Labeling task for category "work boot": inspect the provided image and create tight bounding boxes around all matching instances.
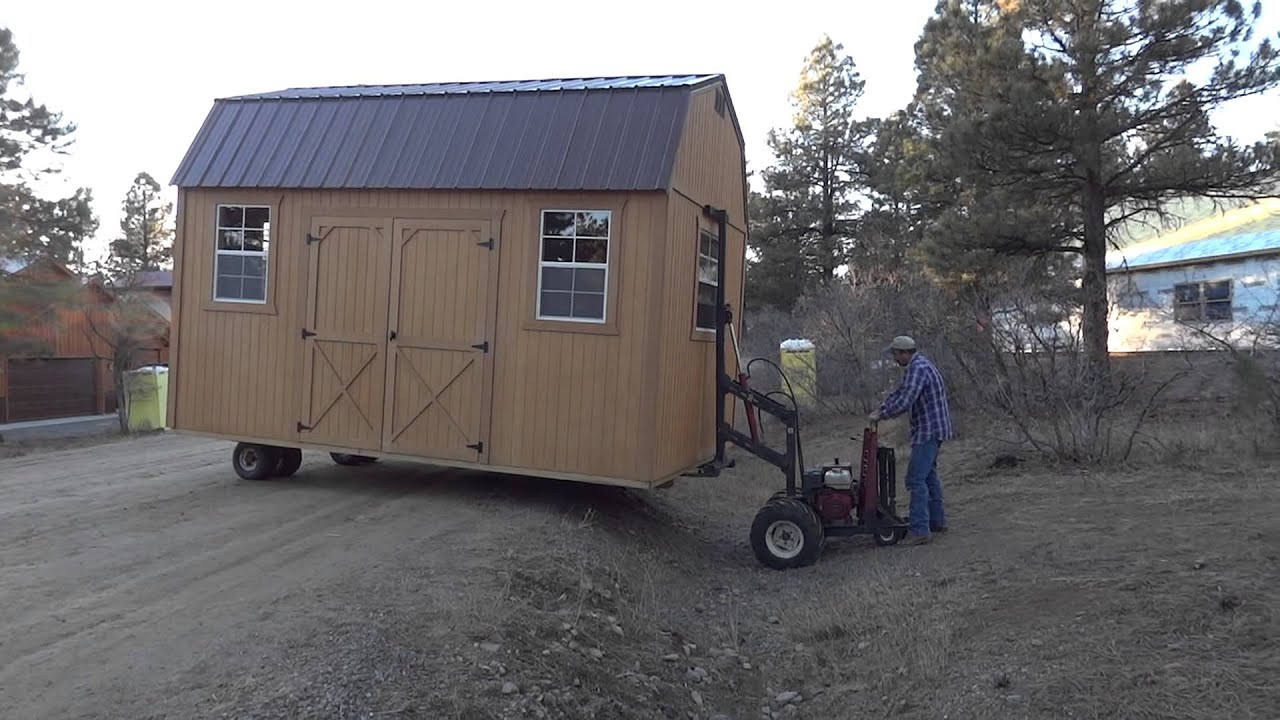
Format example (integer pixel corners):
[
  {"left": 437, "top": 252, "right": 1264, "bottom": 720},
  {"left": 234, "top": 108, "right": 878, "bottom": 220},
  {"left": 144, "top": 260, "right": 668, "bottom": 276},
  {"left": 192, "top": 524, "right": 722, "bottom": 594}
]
[
  {"left": 903, "top": 532, "right": 932, "bottom": 546},
  {"left": 931, "top": 526, "right": 948, "bottom": 533}
]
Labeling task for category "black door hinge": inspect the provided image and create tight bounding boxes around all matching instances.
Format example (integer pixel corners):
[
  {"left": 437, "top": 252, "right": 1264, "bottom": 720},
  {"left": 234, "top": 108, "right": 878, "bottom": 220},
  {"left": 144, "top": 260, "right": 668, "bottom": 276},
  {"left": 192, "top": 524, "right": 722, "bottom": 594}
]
[
  {"left": 297, "top": 421, "right": 312, "bottom": 432},
  {"left": 471, "top": 341, "right": 489, "bottom": 352},
  {"left": 306, "top": 233, "right": 321, "bottom": 245},
  {"left": 302, "top": 329, "right": 316, "bottom": 339},
  {"left": 477, "top": 238, "right": 494, "bottom": 250},
  {"left": 466, "top": 441, "right": 484, "bottom": 453}
]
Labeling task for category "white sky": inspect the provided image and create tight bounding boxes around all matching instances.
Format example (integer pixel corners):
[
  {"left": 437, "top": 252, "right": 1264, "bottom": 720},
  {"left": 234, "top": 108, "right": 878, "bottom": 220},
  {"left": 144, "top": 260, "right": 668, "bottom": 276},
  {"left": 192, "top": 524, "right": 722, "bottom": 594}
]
[{"left": 5, "top": 0, "right": 1278, "bottom": 264}]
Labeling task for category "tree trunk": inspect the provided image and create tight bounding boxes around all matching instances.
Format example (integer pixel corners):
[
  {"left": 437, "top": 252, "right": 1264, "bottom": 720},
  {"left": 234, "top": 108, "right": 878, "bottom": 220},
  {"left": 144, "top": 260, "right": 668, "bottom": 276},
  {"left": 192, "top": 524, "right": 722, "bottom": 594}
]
[{"left": 1081, "top": 178, "right": 1111, "bottom": 383}]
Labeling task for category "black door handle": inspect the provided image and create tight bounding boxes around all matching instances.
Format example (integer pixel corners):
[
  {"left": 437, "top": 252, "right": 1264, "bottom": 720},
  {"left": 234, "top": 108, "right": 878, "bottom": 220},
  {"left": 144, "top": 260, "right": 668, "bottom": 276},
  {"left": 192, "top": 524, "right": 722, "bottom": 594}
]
[{"left": 389, "top": 330, "right": 397, "bottom": 341}]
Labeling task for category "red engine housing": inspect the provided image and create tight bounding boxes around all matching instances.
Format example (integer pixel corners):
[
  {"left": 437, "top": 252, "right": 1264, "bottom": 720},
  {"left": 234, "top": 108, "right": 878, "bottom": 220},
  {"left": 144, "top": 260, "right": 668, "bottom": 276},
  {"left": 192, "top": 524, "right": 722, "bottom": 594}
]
[{"left": 813, "top": 487, "right": 855, "bottom": 523}]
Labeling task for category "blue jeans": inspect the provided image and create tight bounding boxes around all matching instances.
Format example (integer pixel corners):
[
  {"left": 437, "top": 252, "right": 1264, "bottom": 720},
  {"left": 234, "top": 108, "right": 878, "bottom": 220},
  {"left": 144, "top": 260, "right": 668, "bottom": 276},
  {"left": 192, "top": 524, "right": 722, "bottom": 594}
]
[{"left": 905, "top": 440, "right": 946, "bottom": 535}]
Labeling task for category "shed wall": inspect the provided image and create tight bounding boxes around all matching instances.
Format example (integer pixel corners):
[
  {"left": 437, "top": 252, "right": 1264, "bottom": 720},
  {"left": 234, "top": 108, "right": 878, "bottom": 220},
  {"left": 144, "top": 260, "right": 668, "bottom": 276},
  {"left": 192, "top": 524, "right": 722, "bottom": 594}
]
[
  {"left": 171, "top": 188, "right": 667, "bottom": 483},
  {"left": 650, "top": 83, "right": 749, "bottom": 479}
]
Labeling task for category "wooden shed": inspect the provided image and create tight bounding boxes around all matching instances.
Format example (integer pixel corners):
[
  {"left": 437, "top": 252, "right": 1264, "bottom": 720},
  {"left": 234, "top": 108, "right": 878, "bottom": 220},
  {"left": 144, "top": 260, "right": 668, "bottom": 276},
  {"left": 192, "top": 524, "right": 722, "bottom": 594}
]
[{"left": 167, "top": 74, "right": 748, "bottom": 488}]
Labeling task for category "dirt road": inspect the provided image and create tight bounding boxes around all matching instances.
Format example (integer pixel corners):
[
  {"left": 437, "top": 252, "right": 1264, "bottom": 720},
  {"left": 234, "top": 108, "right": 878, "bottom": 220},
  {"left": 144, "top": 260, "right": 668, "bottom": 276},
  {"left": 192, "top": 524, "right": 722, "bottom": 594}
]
[
  {"left": 0, "top": 433, "right": 570, "bottom": 719},
  {"left": 3, "top": 426, "right": 1277, "bottom": 719}
]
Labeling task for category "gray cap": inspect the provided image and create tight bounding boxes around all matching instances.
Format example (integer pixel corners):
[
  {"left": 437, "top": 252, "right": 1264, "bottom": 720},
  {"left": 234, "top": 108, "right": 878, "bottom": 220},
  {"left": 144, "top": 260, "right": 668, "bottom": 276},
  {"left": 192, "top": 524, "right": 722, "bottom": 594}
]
[{"left": 885, "top": 335, "right": 917, "bottom": 352}]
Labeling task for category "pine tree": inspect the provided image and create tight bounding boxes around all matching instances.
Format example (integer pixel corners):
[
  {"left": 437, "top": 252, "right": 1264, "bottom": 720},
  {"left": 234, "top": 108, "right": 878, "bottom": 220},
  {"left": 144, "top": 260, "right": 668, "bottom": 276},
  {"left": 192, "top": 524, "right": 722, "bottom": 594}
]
[
  {"left": 910, "top": 0, "right": 1280, "bottom": 379},
  {"left": 0, "top": 26, "right": 97, "bottom": 355},
  {"left": 107, "top": 171, "right": 172, "bottom": 281},
  {"left": 747, "top": 35, "right": 876, "bottom": 311}
]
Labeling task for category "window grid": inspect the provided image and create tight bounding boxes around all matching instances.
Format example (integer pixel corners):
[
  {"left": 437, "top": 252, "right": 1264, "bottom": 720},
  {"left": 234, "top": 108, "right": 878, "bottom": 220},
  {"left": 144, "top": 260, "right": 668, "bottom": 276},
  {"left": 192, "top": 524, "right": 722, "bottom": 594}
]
[
  {"left": 214, "top": 204, "right": 270, "bottom": 304},
  {"left": 694, "top": 226, "right": 719, "bottom": 331},
  {"left": 536, "top": 210, "right": 610, "bottom": 323}
]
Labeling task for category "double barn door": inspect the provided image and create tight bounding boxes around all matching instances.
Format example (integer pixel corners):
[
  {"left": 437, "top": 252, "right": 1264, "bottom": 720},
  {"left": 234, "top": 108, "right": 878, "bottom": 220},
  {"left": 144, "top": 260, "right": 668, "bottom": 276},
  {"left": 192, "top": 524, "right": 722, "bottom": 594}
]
[{"left": 298, "top": 215, "right": 499, "bottom": 463}]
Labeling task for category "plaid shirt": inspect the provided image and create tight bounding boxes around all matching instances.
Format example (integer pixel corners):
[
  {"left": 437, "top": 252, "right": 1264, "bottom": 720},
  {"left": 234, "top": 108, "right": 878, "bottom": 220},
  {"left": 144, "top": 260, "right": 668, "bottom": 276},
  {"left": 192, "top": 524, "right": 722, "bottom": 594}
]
[{"left": 879, "top": 353, "right": 954, "bottom": 444}]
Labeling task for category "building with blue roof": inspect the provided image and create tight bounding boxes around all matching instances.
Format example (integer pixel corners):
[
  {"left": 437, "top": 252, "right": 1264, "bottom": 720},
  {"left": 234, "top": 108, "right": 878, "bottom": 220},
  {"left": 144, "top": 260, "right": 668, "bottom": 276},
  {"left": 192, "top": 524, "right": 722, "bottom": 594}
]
[{"left": 1105, "top": 198, "right": 1280, "bottom": 352}]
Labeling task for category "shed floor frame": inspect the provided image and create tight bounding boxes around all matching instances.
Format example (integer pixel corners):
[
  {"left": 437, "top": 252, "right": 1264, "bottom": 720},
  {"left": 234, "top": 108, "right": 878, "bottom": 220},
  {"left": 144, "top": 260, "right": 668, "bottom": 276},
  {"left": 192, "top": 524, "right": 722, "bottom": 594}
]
[{"left": 174, "top": 428, "right": 706, "bottom": 491}]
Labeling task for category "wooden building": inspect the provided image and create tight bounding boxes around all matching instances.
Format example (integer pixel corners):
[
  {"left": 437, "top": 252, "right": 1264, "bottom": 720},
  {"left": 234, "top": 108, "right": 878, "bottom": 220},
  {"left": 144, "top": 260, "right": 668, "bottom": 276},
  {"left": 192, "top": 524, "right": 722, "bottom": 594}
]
[
  {"left": 167, "top": 74, "right": 748, "bottom": 488},
  {"left": 0, "top": 257, "right": 170, "bottom": 423}
]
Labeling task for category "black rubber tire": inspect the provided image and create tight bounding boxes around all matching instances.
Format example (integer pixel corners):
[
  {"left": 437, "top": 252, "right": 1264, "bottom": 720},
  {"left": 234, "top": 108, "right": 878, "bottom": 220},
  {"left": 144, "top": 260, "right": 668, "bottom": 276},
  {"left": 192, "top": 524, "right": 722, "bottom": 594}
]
[
  {"left": 873, "top": 526, "right": 908, "bottom": 547},
  {"left": 233, "top": 443, "right": 282, "bottom": 481},
  {"left": 330, "top": 452, "right": 377, "bottom": 466},
  {"left": 750, "top": 497, "right": 825, "bottom": 570},
  {"left": 275, "top": 448, "right": 303, "bottom": 477},
  {"left": 873, "top": 510, "right": 908, "bottom": 546}
]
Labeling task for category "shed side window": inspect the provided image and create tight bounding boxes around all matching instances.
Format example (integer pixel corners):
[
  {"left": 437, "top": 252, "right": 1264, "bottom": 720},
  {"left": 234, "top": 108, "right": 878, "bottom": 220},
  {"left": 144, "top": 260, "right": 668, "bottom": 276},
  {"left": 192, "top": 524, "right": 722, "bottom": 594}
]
[
  {"left": 214, "top": 204, "right": 270, "bottom": 303},
  {"left": 537, "top": 210, "right": 610, "bottom": 322},
  {"left": 695, "top": 226, "right": 719, "bottom": 331},
  {"left": 1173, "top": 280, "right": 1231, "bottom": 322}
]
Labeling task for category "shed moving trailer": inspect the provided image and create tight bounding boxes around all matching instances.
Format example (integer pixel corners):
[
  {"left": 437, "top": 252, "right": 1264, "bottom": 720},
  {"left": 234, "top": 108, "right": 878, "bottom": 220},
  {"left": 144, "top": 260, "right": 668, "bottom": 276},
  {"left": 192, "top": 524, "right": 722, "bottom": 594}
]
[{"left": 166, "top": 74, "right": 748, "bottom": 489}]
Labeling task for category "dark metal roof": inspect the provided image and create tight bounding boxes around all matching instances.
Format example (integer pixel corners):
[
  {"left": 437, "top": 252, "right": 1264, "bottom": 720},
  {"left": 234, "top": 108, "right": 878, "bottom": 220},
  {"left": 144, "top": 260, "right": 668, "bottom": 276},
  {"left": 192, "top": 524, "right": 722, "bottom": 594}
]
[{"left": 171, "top": 74, "right": 726, "bottom": 191}]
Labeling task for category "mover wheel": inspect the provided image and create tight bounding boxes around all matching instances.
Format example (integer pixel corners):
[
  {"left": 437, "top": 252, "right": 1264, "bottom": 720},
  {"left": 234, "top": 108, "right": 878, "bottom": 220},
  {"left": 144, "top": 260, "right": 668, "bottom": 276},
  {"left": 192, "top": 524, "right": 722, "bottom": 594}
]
[
  {"left": 330, "top": 452, "right": 377, "bottom": 466},
  {"left": 275, "top": 448, "right": 303, "bottom": 477},
  {"left": 233, "top": 443, "right": 282, "bottom": 481},
  {"left": 873, "top": 510, "right": 907, "bottom": 547},
  {"left": 750, "top": 497, "right": 825, "bottom": 570}
]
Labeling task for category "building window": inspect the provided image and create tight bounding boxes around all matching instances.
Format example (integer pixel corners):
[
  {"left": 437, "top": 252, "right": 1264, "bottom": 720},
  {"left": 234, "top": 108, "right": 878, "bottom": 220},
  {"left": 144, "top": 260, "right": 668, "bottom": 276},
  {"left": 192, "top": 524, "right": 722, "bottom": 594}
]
[
  {"left": 1173, "top": 280, "right": 1232, "bottom": 322},
  {"left": 537, "top": 210, "right": 610, "bottom": 322},
  {"left": 214, "top": 204, "right": 270, "bottom": 303},
  {"left": 695, "top": 226, "right": 719, "bottom": 331}
]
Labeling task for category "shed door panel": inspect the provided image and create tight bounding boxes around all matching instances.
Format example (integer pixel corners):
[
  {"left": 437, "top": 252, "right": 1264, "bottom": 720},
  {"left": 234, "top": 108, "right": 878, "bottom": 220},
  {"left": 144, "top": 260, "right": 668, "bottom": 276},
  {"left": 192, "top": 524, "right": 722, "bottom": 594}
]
[
  {"left": 300, "top": 218, "right": 392, "bottom": 451},
  {"left": 6, "top": 358, "right": 97, "bottom": 421},
  {"left": 382, "top": 219, "right": 498, "bottom": 463}
]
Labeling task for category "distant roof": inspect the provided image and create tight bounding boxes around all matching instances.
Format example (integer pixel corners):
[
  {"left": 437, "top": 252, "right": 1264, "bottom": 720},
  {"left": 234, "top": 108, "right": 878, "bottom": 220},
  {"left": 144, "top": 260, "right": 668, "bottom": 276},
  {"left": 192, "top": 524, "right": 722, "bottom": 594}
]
[
  {"left": 132, "top": 270, "right": 172, "bottom": 288},
  {"left": 1107, "top": 199, "right": 1280, "bottom": 271},
  {"left": 1, "top": 257, "right": 28, "bottom": 274},
  {"left": 170, "top": 74, "right": 733, "bottom": 192}
]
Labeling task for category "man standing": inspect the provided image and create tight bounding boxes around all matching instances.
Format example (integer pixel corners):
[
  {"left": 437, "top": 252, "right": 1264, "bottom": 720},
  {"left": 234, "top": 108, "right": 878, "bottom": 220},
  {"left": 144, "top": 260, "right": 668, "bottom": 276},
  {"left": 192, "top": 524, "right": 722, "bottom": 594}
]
[{"left": 869, "top": 336, "right": 953, "bottom": 545}]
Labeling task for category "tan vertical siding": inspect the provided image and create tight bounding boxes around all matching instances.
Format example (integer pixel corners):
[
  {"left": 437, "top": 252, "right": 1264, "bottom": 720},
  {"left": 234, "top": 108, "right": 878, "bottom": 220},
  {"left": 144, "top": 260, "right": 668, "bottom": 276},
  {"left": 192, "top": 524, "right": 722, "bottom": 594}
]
[
  {"left": 172, "top": 188, "right": 666, "bottom": 484},
  {"left": 650, "top": 80, "right": 750, "bottom": 480}
]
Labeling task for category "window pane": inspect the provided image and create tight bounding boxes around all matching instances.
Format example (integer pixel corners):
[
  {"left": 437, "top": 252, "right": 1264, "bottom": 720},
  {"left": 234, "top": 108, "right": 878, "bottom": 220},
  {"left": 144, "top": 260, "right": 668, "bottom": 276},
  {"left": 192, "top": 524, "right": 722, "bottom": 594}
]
[
  {"left": 700, "top": 230, "right": 717, "bottom": 258},
  {"left": 576, "top": 211, "right": 610, "bottom": 238},
  {"left": 218, "top": 206, "right": 244, "bottom": 228},
  {"left": 1174, "top": 284, "right": 1200, "bottom": 303},
  {"left": 541, "top": 212, "right": 574, "bottom": 237},
  {"left": 244, "top": 206, "right": 270, "bottom": 230},
  {"left": 243, "top": 256, "right": 267, "bottom": 278},
  {"left": 698, "top": 256, "right": 718, "bottom": 285},
  {"left": 542, "top": 237, "right": 573, "bottom": 262},
  {"left": 1204, "top": 281, "right": 1231, "bottom": 300},
  {"left": 697, "top": 282, "right": 717, "bottom": 304},
  {"left": 1174, "top": 304, "right": 1201, "bottom": 322},
  {"left": 574, "top": 267, "right": 605, "bottom": 293},
  {"left": 217, "top": 254, "right": 245, "bottom": 276},
  {"left": 216, "top": 275, "right": 242, "bottom": 300},
  {"left": 571, "top": 292, "right": 605, "bottom": 320},
  {"left": 696, "top": 300, "right": 716, "bottom": 330},
  {"left": 243, "top": 229, "right": 266, "bottom": 252},
  {"left": 218, "top": 229, "right": 244, "bottom": 251},
  {"left": 575, "top": 237, "right": 607, "bottom": 264},
  {"left": 541, "top": 267, "right": 573, "bottom": 291},
  {"left": 1205, "top": 300, "right": 1231, "bottom": 320},
  {"left": 539, "top": 290, "right": 572, "bottom": 317},
  {"left": 241, "top": 277, "right": 266, "bottom": 302}
]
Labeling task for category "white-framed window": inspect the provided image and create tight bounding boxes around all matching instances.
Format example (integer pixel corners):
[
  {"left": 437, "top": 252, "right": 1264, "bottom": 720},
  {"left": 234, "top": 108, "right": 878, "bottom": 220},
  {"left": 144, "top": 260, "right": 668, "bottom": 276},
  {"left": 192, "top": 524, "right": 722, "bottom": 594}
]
[
  {"left": 214, "top": 204, "right": 270, "bottom": 303},
  {"left": 537, "top": 209, "right": 610, "bottom": 322},
  {"left": 695, "top": 226, "right": 719, "bottom": 331},
  {"left": 1174, "top": 280, "right": 1231, "bottom": 322}
]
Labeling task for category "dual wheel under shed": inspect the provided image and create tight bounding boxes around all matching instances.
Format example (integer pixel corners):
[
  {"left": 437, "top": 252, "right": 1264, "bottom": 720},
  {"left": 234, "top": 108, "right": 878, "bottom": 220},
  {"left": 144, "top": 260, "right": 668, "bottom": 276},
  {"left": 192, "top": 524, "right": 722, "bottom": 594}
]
[{"left": 230, "top": 442, "right": 375, "bottom": 481}]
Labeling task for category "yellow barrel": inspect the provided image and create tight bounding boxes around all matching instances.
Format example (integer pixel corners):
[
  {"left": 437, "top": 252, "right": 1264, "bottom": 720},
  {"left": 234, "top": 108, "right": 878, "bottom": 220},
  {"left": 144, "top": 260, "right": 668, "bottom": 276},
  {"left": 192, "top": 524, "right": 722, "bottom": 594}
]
[
  {"left": 123, "top": 365, "right": 169, "bottom": 432},
  {"left": 779, "top": 338, "right": 817, "bottom": 406}
]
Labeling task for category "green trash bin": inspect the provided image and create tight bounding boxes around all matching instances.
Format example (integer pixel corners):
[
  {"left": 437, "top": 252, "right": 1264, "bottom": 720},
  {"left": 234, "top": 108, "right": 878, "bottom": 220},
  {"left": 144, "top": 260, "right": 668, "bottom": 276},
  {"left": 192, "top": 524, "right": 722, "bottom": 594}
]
[
  {"left": 779, "top": 338, "right": 817, "bottom": 406},
  {"left": 123, "top": 365, "right": 169, "bottom": 432}
]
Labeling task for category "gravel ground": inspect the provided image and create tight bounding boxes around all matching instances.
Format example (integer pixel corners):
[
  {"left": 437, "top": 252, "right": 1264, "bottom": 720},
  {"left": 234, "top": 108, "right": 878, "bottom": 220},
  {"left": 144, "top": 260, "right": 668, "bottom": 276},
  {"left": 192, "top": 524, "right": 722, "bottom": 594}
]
[{"left": 2, "top": 425, "right": 1276, "bottom": 719}]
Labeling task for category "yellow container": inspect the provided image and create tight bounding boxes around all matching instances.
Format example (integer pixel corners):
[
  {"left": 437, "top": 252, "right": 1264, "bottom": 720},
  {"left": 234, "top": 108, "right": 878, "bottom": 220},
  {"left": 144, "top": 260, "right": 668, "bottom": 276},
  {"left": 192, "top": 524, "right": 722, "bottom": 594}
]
[
  {"left": 779, "top": 339, "right": 817, "bottom": 406},
  {"left": 123, "top": 366, "right": 169, "bottom": 432}
]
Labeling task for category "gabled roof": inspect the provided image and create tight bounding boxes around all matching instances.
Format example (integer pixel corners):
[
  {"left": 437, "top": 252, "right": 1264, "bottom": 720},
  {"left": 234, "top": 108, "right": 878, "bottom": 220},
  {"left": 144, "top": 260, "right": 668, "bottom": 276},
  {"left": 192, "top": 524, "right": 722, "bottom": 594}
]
[
  {"left": 1107, "top": 198, "right": 1280, "bottom": 272},
  {"left": 132, "top": 270, "right": 172, "bottom": 288},
  {"left": 170, "top": 74, "right": 731, "bottom": 192}
]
